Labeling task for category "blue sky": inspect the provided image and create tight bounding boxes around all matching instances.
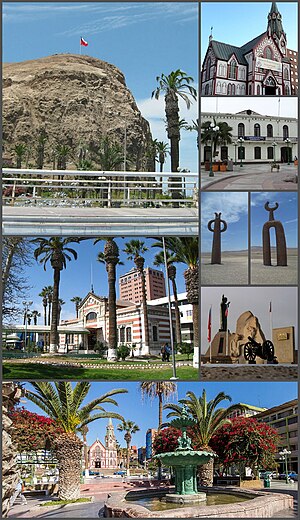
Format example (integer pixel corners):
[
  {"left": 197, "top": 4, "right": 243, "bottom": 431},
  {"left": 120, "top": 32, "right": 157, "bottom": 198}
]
[
  {"left": 201, "top": 1, "right": 298, "bottom": 62},
  {"left": 17, "top": 237, "right": 188, "bottom": 322},
  {"left": 251, "top": 192, "right": 298, "bottom": 247},
  {"left": 201, "top": 286, "right": 298, "bottom": 352},
  {"left": 201, "top": 192, "right": 248, "bottom": 252},
  {"left": 3, "top": 2, "right": 198, "bottom": 172},
  {"left": 20, "top": 381, "right": 297, "bottom": 447}
]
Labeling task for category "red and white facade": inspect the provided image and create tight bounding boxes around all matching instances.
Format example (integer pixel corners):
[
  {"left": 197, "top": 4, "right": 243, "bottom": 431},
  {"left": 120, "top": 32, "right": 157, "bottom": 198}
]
[
  {"left": 88, "top": 419, "right": 119, "bottom": 470},
  {"left": 59, "top": 291, "right": 176, "bottom": 356}
]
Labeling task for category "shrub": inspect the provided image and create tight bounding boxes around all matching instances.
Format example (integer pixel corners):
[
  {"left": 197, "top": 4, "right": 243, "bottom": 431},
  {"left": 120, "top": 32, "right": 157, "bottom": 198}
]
[
  {"left": 178, "top": 342, "right": 194, "bottom": 360},
  {"left": 117, "top": 344, "right": 131, "bottom": 361}
]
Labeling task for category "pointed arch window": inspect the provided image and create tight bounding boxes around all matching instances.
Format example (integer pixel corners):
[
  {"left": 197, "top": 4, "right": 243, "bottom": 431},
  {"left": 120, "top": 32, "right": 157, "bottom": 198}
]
[
  {"left": 265, "top": 47, "right": 273, "bottom": 60},
  {"left": 228, "top": 60, "right": 237, "bottom": 79}
]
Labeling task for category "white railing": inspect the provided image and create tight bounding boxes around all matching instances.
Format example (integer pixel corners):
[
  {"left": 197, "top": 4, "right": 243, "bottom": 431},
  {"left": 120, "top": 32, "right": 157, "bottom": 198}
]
[{"left": 2, "top": 169, "right": 198, "bottom": 208}]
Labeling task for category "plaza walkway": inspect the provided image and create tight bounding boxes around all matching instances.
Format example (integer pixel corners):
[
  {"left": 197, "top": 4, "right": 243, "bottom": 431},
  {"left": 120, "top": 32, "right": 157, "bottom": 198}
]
[{"left": 201, "top": 164, "right": 298, "bottom": 190}]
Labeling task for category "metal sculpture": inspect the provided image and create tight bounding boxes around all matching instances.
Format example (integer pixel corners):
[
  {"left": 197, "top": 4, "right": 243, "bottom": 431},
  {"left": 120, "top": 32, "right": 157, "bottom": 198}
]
[
  {"left": 208, "top": 212, "right": 227, "bottom": 264},
  {"left": 262, "top": 202, "right": 287, "bottom": 266},
  {"left": 244, "top": 336, "right": 275, "bottom": 363},
  {"left": 220, "top": 294, "right": 230, "bottom": 332}
]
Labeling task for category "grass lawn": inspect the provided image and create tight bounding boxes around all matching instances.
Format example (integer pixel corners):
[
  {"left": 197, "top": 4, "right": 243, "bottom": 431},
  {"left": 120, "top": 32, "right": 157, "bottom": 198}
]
[{"left": 3, "top": 362, "right": 198, "bottom": 381}]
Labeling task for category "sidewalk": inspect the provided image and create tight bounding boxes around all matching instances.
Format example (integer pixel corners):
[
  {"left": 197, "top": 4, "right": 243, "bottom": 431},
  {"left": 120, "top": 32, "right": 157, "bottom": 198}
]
[{"left": 201, "top": 163, "right": 298, "bottom": 190}]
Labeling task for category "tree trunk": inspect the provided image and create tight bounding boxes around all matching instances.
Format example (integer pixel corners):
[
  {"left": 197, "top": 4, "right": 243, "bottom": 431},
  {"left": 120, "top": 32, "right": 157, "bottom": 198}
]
[
  {"left": 2, "top": 239, "right": 22, "bottom": 297},
  {"left": 193, "top": 303, "right": 199, "bottom": 348},
  {"left": 158, "top": 394, "right": 163, "bottom": 427},
  {"left": 184, "top": 266, "right": 199, "bottom": 349},
  {"left": 124, "top": 435, "right": 131, "bottom": 477},
  {"left": 16, "top": 157, "right": 22, "bottom": 169},
  {"left": 198, "top": 458, "right": 214, "bottom": 487},
  {"left": 107, "top": 262, "right": 118, "bottom": 361},
  {"left": 2, "top": 384, "right": 22, "bottom": 517},
  {"left": 50, "top": 268, "right": 60, "bottom": 352},
  {"left": 54, "top": 433, "right": 83, "bottom": 500},
  {"left": 171, "top": 278, "right": 182, "bottom": 345},
  {"left": 43, "top": 303, "right": 47, "bottom": 351}
]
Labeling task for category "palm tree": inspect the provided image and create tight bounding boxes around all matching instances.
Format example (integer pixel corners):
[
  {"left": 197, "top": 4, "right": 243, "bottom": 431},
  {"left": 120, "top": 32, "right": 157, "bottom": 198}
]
[
  {"left": 186, "top": 119, "right": 199, "bottom": 149},
  {"left": 152, "top": 237, "right": 199, "bottom": 347},
  {"left": 152, "top": 70, "right": 197, "bottom": 173},
  {"left": 117, "top": 420, "right": 140, "bottom": 476},
  {"left": 94, "top": 136, "right": 124, "bottom": 171},
  {"left": 164, "top": 390, "right": 250, "bottom": 486},
  {"left": 79, "top": 425, "right": 89, "bottom": 477},
  {"left": 140, "top": 382, "right": 177, "bottom": 428},
  {"left": 153, "top": 250, "right": 181, "bottom": 345},
  {"left": 36, "top": 129, "right": 47, "bottom": 169},
  {"left": 58, "top": 299, "right": 65, "bottom": 323},
  {"left": 95, "top": 238, "right": 123, "bottom": 360},
  {"left": 70, "top": 296, "right": 82, "bottom": 318},
  {"left": 56, "top": 144, "right": 70, "bottom": 170},
  {"left": 32, "top": 310, "right": 41, "bottom": 326},
  {"left": 14, "top": 144, "right": 27, "bottom": 169},
  {"left": 140, "top": 382, "right": 177, "bottom": 480},
  {"left": 32, "top": 238, "right": 80, "bottom": 352},
  {"left": 26, "top": 382, "right": 127, "bottom": 500},
  {"left": 201, "top": 119, "right": 233, "bottom": 159},
  {"left": 39, "top": 287, "right": 49, "bottom": 326},
  {"left": 123, "top": 240, "right": 150, "bottom": 352},
  {"left": 155, "top": 141, "right": 170, "bottom": 174}
]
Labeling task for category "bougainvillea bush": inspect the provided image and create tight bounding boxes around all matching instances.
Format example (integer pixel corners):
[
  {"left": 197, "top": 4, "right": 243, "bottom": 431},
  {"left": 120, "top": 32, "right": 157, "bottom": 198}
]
[
  {"left": 153, "top": 427, "right": 198, "bottom": 455},
  {"left": 210, "top": 416, "right": 279, "bottom": 476},
  {"left": 9, "top": 407, "right": 63, "bottom": 453}
]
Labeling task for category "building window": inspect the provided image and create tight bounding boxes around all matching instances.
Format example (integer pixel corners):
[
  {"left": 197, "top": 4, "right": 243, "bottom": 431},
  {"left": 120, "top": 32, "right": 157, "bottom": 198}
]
[
  {"left": 218, "top": 63, "right": 225, "bottom": 76},
  {"left": 238, "top": 147, "right": 245, "bottom": 160},
  {"left": 222, "top": 82, "right": 226, "bottom": 94},
  {"left": 228, "top": 60, "right": 237, "bottom": 79},
  {"left": 249, "top": 84, "right": 252, "bottom": 95},
  {"left": 232, "top": 84, "right": 235, "bottom": 95},
  {"left": 126, "top": 327, "right": 132, "bottom": 342},
  {"left": 283, "top": 68, "right": 289, "bottom": 80},
  {"left": 283, "top": 125, "right": 289, "bottom": 138},
  {"left": 257, "top": 85, "right": 260, "bottom": 95},
  {"left": 206, "top": 58, "right": 211, "bottom": 81},
  {"left": 238, "top": 123, "right": 245, "bottom": 137},
  {"left": 205, "top": 84, "right": 209, "bottom": 95},
  {"left": 284, "top": 85, "right": 290, "bottom": 95},
  {"left": 86, "top": 312, "right": 97, "bottom": 321},
  {"left": 152, "top": 325, "right": 158, "bottom": 342},
  {"left": 265, "top": 47, "right": 273, "bottom": 60},
  {"left": 267, "top": 124, "right": 273, "bottom": 137},
  {"left": 254, "top": 123, "right": 261, "bottom": 137},
  {"left": 221, "top": 146, "right": 228, "bottom": 160},
  {"left": 119, "top": 327, "right": 125, "bottom": 343},
  {"left": 254, "top": 146, "right": 261, "bottom": 159},
  {"left": 267, "top": 147, "right": 274, "bottom": 159},
  {"left": 241, "top": 85, "right": 246, "bottom": 94}
]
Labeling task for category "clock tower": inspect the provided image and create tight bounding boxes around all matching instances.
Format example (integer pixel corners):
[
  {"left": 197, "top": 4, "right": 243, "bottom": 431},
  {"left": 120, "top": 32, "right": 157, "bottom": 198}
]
[{"left": 105, "top": 418, "right": 116, "bottom": 450}]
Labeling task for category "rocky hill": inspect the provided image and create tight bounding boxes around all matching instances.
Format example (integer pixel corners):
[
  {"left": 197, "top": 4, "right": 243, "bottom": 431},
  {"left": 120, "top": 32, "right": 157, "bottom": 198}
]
[{"left": 3, "top": 54, "right": 153, "bottom": 170}]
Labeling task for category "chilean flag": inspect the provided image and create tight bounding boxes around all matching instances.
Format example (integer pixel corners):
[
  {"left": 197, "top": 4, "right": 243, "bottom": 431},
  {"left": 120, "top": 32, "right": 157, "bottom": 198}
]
[
  {"left": 80, "top": 37, "right": 88, "bottom": 47},
  {"left": 207, "top": 306, "right": 212, "bottom": 343}
]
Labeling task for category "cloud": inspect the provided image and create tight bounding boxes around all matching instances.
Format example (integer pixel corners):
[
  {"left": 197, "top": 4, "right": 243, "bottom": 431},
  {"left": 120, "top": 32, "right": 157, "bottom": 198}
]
[{"left": 201, "top": 192, "right": 248, "bottom": 227}]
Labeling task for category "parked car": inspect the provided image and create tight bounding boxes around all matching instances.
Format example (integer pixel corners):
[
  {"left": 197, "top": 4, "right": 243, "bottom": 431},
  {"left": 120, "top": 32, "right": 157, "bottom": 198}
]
[
  {"left": 113, "top": 470, "right": 126, "bottom": 476},
  {"left": 279, "top": 472, "right": 298, "bottom": 481}
]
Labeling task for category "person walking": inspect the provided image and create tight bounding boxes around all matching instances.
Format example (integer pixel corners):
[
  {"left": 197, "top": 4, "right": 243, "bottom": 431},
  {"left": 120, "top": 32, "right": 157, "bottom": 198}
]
[
  {"left": 160, "top": 344, "right": 166, "bottom": 361},
  {"left": 10, "top": 479, "right": 27, "bottom": 507},
  {"left": 164, "top": 342, "right": 171, "bottom": 362}
]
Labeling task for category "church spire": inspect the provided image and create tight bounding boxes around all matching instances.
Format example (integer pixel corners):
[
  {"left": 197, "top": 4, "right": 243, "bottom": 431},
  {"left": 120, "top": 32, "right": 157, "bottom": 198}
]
[{"left": 267, "top": 2, "right": 285, "bottom": 40}]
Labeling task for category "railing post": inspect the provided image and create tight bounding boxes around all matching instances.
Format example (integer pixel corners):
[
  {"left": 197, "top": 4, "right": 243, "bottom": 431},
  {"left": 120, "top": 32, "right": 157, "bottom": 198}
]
[
  {"left": 108, "top": 180, "right": 112, "bottom": 208},
  {"left": 10, "top": 181, "right": 16, "bottom": 206}
]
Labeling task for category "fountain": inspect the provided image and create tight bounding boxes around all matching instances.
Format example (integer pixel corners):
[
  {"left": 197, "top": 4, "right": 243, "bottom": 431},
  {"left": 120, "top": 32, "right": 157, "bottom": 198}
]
[
  {"left": 104, "top": 407, "right": 294, "bottom": 517},
  {"left": 154, "top": 406, "right": 214, "bottom": 504}
]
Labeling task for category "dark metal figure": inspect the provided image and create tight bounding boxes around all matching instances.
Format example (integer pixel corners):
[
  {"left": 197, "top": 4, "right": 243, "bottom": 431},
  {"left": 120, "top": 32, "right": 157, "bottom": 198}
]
[
  {"left": 262, "top": 202, "right": 287, "bottom": 266},
  {"left": 220, "top": 294, "right": 230, "bottom": 331},
  {"left": 208, "top": 212, "right": 227, "bottom": 264}
]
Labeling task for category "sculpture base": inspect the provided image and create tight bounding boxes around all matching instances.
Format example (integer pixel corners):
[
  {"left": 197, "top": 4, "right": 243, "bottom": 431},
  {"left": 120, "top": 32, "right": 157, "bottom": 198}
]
[{"left": 166, "top": 493, "right": 206, "bottom": 504}]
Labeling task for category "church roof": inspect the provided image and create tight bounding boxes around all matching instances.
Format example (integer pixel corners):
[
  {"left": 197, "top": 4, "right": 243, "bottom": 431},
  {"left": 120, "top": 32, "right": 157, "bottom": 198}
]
[{"left": 211, "top": 32, "right": 266, "bottom": 65}]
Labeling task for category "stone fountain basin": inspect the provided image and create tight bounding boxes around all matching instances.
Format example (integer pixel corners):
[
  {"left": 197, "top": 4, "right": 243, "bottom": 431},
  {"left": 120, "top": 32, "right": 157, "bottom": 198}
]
[
  {"left": 156, "top": 450, "right": 213, "bottom": 466},
  {"left": 104, "top": 486, "right": 294, "bottom": 518}
]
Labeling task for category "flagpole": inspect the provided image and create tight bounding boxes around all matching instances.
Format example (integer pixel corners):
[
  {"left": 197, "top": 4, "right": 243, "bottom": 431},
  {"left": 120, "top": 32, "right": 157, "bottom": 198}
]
[{"left": 208, "top": 305, "right": 212, "bottom": 363}]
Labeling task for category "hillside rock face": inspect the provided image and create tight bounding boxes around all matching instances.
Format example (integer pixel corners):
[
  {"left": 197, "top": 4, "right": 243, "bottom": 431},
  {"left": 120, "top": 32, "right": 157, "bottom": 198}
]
[{"left": 3, "top": 54, "right": 153, "bottom": 170}]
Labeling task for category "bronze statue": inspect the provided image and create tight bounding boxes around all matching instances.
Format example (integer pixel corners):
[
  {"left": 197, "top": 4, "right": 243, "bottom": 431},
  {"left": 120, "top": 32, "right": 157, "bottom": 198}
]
[
  {"left": 262, "top": 202, "right": 287, "bottom": 266},
  {"left": 220, "top": 294, "right": 230, "bottom": 331},
  {"left": 208, "top": 212, "right": 227, "bottom": 264}
]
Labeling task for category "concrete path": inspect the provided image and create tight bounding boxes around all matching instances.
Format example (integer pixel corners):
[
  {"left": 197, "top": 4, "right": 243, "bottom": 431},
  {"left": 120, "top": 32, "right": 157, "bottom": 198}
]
[
  {"left": 201, "top": 164, "right": 298, "bottom": 191},
  {"left": 200, "top": 364, "right": 298, "bottom": 381},
  {"left": 2, "top": 207, "right": 198, "bottom": 236}
]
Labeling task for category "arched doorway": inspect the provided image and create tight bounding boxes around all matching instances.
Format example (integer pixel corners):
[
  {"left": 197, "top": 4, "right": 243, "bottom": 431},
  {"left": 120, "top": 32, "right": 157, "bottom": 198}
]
[
  {"left": 203, "top": 145, "right": 211, "bottom": 162},
  {"left": 281, "top": 147, "right": 292, "bottom": 163},
  {"left": 88, "top": 329, "right": 98, "bottom": 350},
  {"left": 264, "top": 76, "right": 277, "bottom": 95}
]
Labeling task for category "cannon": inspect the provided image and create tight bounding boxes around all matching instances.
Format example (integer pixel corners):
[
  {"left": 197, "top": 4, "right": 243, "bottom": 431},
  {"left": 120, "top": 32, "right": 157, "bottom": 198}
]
[{"left": 244, "top": 336, "right": 275, "bottom": 363}]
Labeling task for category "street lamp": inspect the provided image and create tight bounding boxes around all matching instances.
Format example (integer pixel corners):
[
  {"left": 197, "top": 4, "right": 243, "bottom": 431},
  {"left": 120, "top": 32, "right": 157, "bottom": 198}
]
[
  {"left": 272, "top": 141, "right": 277, "bottom": 163},
  {"left": 22, "top": 300, "right": 33, "bottom": 351},
  {"left": 209, "top": 123, "right": 219, "bottom": 177},
  {"left": 233, "top": 141, "right": 238, "bottom": 166},
  {"left": 284, "top": 138, "right": 291, "bottom": 165},
  {"left": 238, "top": 137, "right": 244, "bottom": 167},
  {"left": 279, "top": 448, "right": 291, "bottom": 484}
]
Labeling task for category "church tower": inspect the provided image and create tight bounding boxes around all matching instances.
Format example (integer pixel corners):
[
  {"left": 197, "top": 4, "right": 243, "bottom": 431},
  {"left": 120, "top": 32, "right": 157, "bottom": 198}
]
[
  {"left": 105, "top": 418, "right": 116, "bottom": 450},
  {"left": 267, "top": 2, "right": 287, "bottom": 55}
]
